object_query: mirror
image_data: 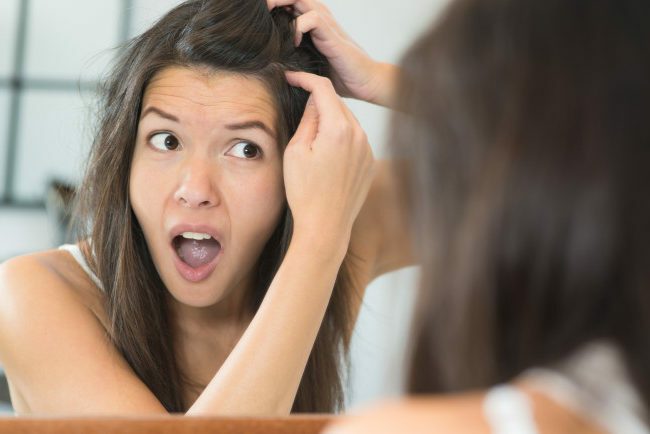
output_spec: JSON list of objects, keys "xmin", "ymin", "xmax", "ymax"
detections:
[{"xmin": 0, "ymin": 0, "xmax": 445, "ymax": 415}]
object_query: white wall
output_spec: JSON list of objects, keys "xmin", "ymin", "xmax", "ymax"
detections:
[{"xmin": 0, "ymin": 0, "xmax": 451, "ymax": 411}]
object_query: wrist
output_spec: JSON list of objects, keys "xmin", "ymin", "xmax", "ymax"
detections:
[
  {"xmin": 367, "ymin": 62, "xmax": 402, "ymax": 109},
  {"xmin": 290, "ymin": 223, "xmax": 351, "ymax": 266}
]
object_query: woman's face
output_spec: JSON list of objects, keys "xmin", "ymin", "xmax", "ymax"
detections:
[{"xmin": 130, "ymin": 66, "xmax": 285, "ymax": 309}]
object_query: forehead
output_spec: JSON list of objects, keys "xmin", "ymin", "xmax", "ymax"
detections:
[{"xmin": 142, "ymin": 66, "xmax": 278, "ymax": 126}]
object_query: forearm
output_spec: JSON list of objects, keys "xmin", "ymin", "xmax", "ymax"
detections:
[{"xmin": 187, "ymin": 234, "xmax": 346, "ymax": 416}]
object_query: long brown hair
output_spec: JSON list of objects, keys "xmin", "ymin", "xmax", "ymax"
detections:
[
  {"xmin": 75, "ymin": 0, "xmax": 353, "ymax": 413},
  {"xmin": 392, "ymin": 0, "xmax": 650, "ymax": 410}
]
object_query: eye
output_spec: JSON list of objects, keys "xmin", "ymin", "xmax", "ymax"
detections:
[
  {"xmin": 227, "ymin": 141, "xmax": 262, "ymax": 159},
  {"xmin": 149, "ymin": 132, "xmax": 181, "ymax": 151}
]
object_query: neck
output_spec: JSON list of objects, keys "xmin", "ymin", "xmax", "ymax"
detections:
[
  {"xmin": 168, "ymin": 276, "xmax": 255, "ymax": 397},
  {"xmin": 168, "ymin": 275, "xmax": 255, "ymax": 345}
]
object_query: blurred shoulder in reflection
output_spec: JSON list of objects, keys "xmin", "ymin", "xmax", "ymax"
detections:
[{"xmin": 328, "ymin": 0, "xmax": 650, "ymax": 432}]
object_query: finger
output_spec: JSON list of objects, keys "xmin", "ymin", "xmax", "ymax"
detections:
[
  {"xmin": 339, "ymin": 97, "xmax": 360, "ymax": 129},
  {"xmin": 285, "ymin": 71, "xmax": 345, "ymax": 127},
  {"xmin": 335, "ymin": 96, "xmax": 367, "ymax": 151},
  {"xmin": 287, "ymin": 72, "xmax": 365, "ymax": 155},
  {"xmin": 312, "ymin": 1, "xmax": 338, "ymax": 28},
  {"xmin": 288, "ymin": 96, "xmax": 318, "ymax": 149},
  {"xmin": 267, "ymin": 0, "xmax": 318, "ymax": 14},
  {"xmin": 294, "ymin": 10, "xmax": 334, "ymax": 47},
  {"xmin": 314, "ymin": 1, "xmax": 333, "ymax": 17}
]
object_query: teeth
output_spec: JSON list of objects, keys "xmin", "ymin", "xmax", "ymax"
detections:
[{"xmin": 181, "ymin": 232, "xmax": 212, "ymax": 240}]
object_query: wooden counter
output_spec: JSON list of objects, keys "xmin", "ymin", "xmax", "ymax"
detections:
[{"xmin": 0, "ymin": 414, "xmax": 334, "ymax": 433}]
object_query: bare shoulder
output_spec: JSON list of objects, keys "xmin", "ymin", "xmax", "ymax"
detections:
[
  {"xmin": 326, "ymin": 387, "xmax": 606, "ymax": 434},
  {"xmin": 0, "ymin": 249, "xmax": 147, "ymax": 413},
  {"xmin": 0, "ymin": 248, "xmax": 163, "ymax": 413},
  {"xmin": 519, "ymin": 382, "xmax": 606, "ymax": 433},
  {"xmin": 325, "ymin": 394, "xmax": 491, "ymax": 434},
  {"xmin": 0, "ymin": 248, "xmax": 106, "ymax": 327},
  {"xmin": 0, "ymin": 249, "xmax": 110, "ymax": 373}
]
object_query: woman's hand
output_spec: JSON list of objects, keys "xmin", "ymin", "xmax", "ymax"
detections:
[
  {"xmin": 283, "ymin": 71, "xmax": 375, "ymax": 259},
  {"xmin": 268, "ymin": 0, "xmax": 401, "ymax": 108}
]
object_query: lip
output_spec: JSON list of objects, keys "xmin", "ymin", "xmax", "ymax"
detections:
[{"xmin": 169, "ymin": 223, "xmax": 224, "ymax": 283}]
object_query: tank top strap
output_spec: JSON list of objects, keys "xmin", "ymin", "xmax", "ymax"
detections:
[
  {"xmin": 58, "ymin": 243, "xmax": 103, "ymax": 291},
  {"xmin": 483, "ymin": 384, "xmax": 539, "ymax": 434}
]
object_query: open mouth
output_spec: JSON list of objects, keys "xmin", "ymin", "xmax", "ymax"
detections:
[{"xmin": 172, "ymin": 232, "xmax": 222, "ymax": 269}]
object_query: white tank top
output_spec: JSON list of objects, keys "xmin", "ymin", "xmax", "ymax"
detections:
[{"xmin": 58, "ymin": 243, "xmax": 103, "ymax": 290}]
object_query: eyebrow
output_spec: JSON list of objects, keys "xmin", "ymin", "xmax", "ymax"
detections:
[
  {"xmin": 140, "ymin": 107, "xmax": 276, "ymax": 139},
  {"xmin": 225, "ymin": 121, "xmax": 276, "ymax": 140},
  {"xmin": 140, "ymin": 106, "xmax": 179, "ymax": 122}
]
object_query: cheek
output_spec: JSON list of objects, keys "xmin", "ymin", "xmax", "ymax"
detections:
[
  {"xmin": 128, "ymin": 155, "xmax": 162, "ymax": 230},
  {"xmin": 230, "ymin": 168, "xmax": 286, "ymax": 240}
]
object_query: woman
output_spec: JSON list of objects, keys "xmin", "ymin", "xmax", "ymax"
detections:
[
  {"xmin": 0, "ymin": 0, "xmax": 412, "ymax": 415},
  {"xmin": 286, "ymin": 0, "xmax": 649, "ymax": 431}
]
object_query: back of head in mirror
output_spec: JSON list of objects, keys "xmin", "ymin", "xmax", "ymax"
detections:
[{"xmin": 390, "ymin": 0, "xmax": 650, "ymax": 419}]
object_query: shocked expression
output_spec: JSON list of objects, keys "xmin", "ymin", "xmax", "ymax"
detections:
[{"xmin": 130, "ymin": 66, "xmax": 286, "ymax": 308}]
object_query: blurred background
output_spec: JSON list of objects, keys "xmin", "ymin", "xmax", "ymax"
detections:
[{"xmin": 0, "ymin": 0, "xmax": 448, "ymax": 414}]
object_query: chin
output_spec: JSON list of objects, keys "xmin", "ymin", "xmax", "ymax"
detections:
[
  {"xmin": 164, "ymin": 272, "xmax": 247, "ymax": 311},
  {"xmin": 164, "ymin": 280, "xmax": 223, "ymax": 308}
]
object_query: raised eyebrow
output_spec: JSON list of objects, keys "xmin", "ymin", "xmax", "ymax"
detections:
[
  {"xmin": 225, "ymin": 121, "xmax": 276, "ymax": 140},
  {"xmin": 140, "ymin": 106, "xmax": 179, "ymax": 122}
]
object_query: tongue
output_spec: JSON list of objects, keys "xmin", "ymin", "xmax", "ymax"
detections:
[{"xmin": 176, "ymin": 238, "xmax": 221, "ymax": 269}]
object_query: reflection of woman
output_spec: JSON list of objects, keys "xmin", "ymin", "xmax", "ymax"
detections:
[
  {"xmin": 302, "ymin": 0, "xmax": 648, "ymax": 431},
  {"xmin": 0, "ymin": 0, "xmax": 413, "ymax": 414}
]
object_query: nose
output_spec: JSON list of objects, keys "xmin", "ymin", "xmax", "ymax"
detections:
[{"xmin": 173, "ymin": 157, "xmax": 220, "ymax": 209}]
